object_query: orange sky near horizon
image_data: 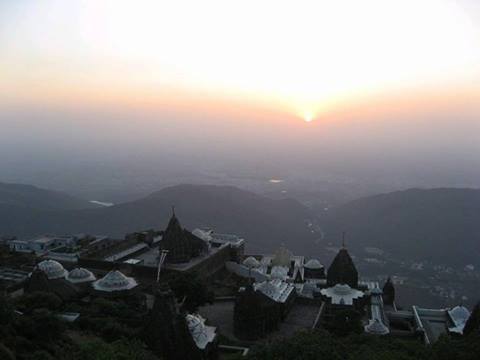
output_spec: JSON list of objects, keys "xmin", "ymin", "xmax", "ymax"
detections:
[{"xmin": 1, "ymin": 0, "xmax": 480, "ymax": 125}]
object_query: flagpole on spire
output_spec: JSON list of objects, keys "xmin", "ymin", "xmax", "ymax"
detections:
[{"xmin": 157, "ymin": 249, "xmax": 169, "ymax": 283}]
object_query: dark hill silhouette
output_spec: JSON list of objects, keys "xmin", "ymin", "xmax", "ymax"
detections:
[
  {"xmin": 0, "ymin": 182, "xmax": 98, "ymax": 210},
  {"xmin": 320, "ymin": 188, "xmax": 480, "ymax": 266},
  {"xmin": 0, "ymin": 184, "xmax": 317, "ymax": 253}
]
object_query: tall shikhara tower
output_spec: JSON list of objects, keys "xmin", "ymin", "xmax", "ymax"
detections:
[
  {"xmin": 160, "ymin": 208, "xmax": 208, "ymax": 263},
  {"xmin": 326, "ymin": 246, "xmax": 358, "ymax": 288}
]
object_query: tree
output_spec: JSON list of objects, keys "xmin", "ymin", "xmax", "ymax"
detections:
[
  {"xmin": 0, "ymin": 291, "xmax": 14, "ymax": 326},
  {"xmin": 0, "ymin": 343, "xmax": 15, "ymax": 360},
  {"xmin": 432, "ymin": 333, "xmax": 480, "ymax": 360},
  {"xmin": 247, "ymin": 330, "xmax": 430, "ymax": 360},
  {"xmin": 100, "ymin": 320, "xmax": 136, "ymax": 342},
  {"xmin": 168, "ymin": 273, "xmax": 213, "ymax": 312},
  {"xmin": 75, "ymin": 339, "xmax": 159, "ymax": 360},
  {"xmin": 327, "ymin": 309, "xmax": 363, "ymax": 337},
  {"xmin": 463, "ymin": 301, "xmax": 480, "ymax": 336},
  {"xmin": 16, "ymin": 292, "xmax": 62, "ymax": 313},
  {"xmin": 31, "ymin": 309, "xmax": 66, "ymax": 342},
  {"xmin": 27, "ymin": 350, "xmax": 56, "ymax": 360}
]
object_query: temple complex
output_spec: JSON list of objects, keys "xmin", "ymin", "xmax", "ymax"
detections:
[
  {"xmin": 1, "ymin": 213, "xmax": 477, "ymax": 357},
  {"xmin": 230, "ymin": 244, "xmax": 394, "ymax": 339}
]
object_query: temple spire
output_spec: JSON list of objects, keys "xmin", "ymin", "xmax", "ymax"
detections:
[
  {"xmin": 327, "ymin": 237, "xmax": 358, "ymax": 288},
  {"xmin": 171, "ymin": 205, "xmax": 176, "ymax": 217},
  {"xmin": 342, "ymin": 231, "xmax": 346, "ymax": 248}
]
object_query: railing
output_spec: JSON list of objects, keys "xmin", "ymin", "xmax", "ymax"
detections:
[
  {"xmin": 312, "ymin": 302, "xmax": 325, "ymax": 329},
  {"xmin": 218, "ymin": 345, "xmax": 249, "ymax": 356}
]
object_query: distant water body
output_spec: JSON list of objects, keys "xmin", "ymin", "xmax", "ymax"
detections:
[{"xmin": 89, "ymin": 200, "xmax": 114, "ymax": 207}]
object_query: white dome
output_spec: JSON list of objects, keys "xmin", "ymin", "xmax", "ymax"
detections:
[
  {"xmin": 333, "ymin": 284, "xmax": 353, "ymax": 295},
  {"xmin": 92, "ymin": 270, "xmax": 137, "ymax": 292},
  {"xmin": 37, "ymin": 260, "xmax": 67, "ymax": 280},
  {"xmin": 66, "ymin": 267, "xmax": 96, "ymax": 283},
  {"xmin": 304, "ymin": 259, "xmax": 323, "ymax": 269},
  {"xmin": 186, "ymin": 314, "xmax": 216, "ymax": 349},
  {"xmin": 270, "ymin": 266, "xmax": 288, "ymax": 280},
  {"xmin": 243, "ymin": 256, "xmax": 260, "ymax": 268},
  {"xmin": 271, "ymin": 246, "xmax": 292, "ymax": 267}
]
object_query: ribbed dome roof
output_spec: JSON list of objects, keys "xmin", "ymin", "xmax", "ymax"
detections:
[
  {"xmin": 92, "ymin": 270, "xmax": 137, "ymax": 292},
  {"xmin": 304, "ymin": 259, "xmax": 323, "ymax": 269},
  {"xmin": 186, "ymin": 314, "xmax": 216, "ymax": 350},
  {"xmin": 243, "ymin": 256, "xmax": 260, "ymax": 268},
  {"xmin": 333, "ymin": 283, "xmax": 353, "ymax": 295},
  {"xmin": 37, "ymin": 260, "xmax": 67, "ymax": 280},
  {"xmin": 448, "ymin": 306, "xmax": 471, "ymax": 328},
  {"xmin": 186, "ymin": 314, "xmax": 207, "ymax": 335},
  {"xmin": 66, "ymin": 267, "xmax": 96, "ymax": 283}
]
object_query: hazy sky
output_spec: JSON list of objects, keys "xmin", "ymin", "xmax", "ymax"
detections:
[
  {"xmin": 1, "ymin": 0, "xmax": 479, "ymax": 116},
  {"xmin": 1, "ymin": 0, "xmax": 480, "ymax": 193}
]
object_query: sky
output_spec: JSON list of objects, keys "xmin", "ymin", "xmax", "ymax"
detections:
[
  {"xmin": 1, "ymin": 0, "xmax": 480, "ymax": 194},
  {"xmin": 1, "ymin": 0, "xmax": 479, "ymax": 118}
]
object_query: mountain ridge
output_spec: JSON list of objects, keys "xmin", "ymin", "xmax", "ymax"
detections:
[
  {"xmin": 0, "ymin": 181, "xmax": 99, "ymax": 211},
  {"xmin": 320, "ymin": 187, "xmax": 480, "ymax": 266},
  {"xmin": 0, "ymin": 183, "xmax": 318, "ymax": 254}
]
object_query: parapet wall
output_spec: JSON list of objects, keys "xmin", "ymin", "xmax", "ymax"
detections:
[
  {"xmin": 78, "ymin": 243, "xmax": 233, "ymax": 280},
  {"xmin": 188, "ymin": 244, "xmax": 233, "ymax": 278}
]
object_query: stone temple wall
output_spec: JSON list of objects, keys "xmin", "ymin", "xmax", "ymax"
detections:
[{"xmin": 187, "ymin": 245, "xmax": 233, "ymax": 278}]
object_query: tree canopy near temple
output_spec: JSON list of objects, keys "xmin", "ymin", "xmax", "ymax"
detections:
[{"xmin": 246, "ymin": 329, "xmax": 480, "ymax": 360}]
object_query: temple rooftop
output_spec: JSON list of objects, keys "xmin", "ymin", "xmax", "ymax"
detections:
[
  {"xmin": 66, "ymin": 267, "xmax": 96, "ymax": 284},
  {"xmin": 186, "ymin": 313, "xmax": 217, "ymax": 350},
  {"xmin": 92, "ymin": 270, "xmax": 138, "ymax": 292},
  {"xmin": 320, "ymin": 284, "xmax": 364, "ymax": 305},
  {"xmin": 37, "ymin": 259, "xmax": 68, "ymax": 280}
]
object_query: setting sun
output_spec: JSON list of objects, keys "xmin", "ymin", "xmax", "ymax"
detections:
[
  {"xmin": 1, "ymin": 0, "xmax": 479, "ymax": 119},
  {"xmin": 303, "ymin": 111, "xmax": 314, "ymax": 123}
]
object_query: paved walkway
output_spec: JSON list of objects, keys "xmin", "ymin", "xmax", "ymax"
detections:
[{"xmin": 199, "ymin": 301, "xmax": 321, "ymax": 343}]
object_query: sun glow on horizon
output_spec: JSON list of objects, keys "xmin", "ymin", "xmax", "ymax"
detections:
[
  {"xmin": 0, "ymin": 0, "xmax": 479, "ymax": 120},
  {"xmin": 302, "ymin": 110, "xmax": 315, "ymax": 123}
]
